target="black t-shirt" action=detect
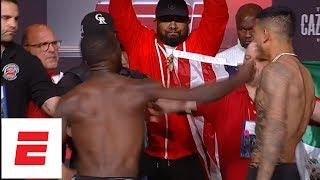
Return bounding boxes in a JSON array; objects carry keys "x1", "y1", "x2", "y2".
[{"x1": 1, "y1": 42, "x2": 59, "y2": 118}]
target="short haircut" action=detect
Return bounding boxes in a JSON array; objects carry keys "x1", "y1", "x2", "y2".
[
  {"x1": 80, "y1": 31, "x2": 120, "y2": 67},
  {"x1": 256, "y1": 6, "x2": 296, "y2": 38},
  {"x1": 1, "y1": 0, "x2": 18, "y2": 5}
]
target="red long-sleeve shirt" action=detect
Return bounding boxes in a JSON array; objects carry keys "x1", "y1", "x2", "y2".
[{"x1": 196, "y1": 85, "x2": 256, "y2": 180}]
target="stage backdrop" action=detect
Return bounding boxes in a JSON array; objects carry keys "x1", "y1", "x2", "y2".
[{"x1": 273, "y1": 0, "x2": 320, "y2": 61}]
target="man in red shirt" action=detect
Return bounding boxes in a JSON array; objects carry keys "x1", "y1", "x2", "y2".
[
  {"x1": 195, "y1": 51, "x2": 268, "y2": 180},
  {"x1": 109, "y1": 0, "x2": 229, "y2": 179}
]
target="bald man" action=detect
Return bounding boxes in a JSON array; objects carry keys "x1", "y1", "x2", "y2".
[
  {"x1": 21, "y1": 24, "x2": 68, "y2": 164},
  {"x1": 217, "y1": 3, "x2": 262, "y2": 75},
  {"x1": 248, "y1": 7, "x2": 315, "y2": 180},
  {"x1": 22, "y1": 24, "x2": 61, "y2": 72},
  {"x1": 22, "y1": 24, "x2": 63, "y2": 118}
]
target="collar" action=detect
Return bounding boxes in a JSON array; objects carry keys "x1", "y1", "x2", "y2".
[
  {"x1": 47, "y1": 69, "x2": 59, "y2": 77},
  {"x1": 2, "y1": 42, "x2": 18, "y2": 60},
  {"x1": 237, "y1": 39, "x2": 246, "y2": 52}
]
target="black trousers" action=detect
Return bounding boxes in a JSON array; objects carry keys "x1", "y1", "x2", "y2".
[
  {"x1": 247, "y1": 163, "x2": 300, "y2": 180},
  {"x1": 139, "y1": 153, "x2": 205, "y2": 180}
]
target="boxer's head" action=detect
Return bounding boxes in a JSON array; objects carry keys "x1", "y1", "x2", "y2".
[
  {"x1": 80, "y1": 31, "x2": 122, "y2": 73},
  {"x1": 253, "y1": 6, "x2": 296, "y2": 59},
  {"x1": 81, "y1": 11, "x2": 115, "y2": 38}
]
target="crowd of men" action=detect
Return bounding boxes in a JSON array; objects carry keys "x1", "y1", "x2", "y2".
[{"x1": 1, "y1": 0, "x2": 319, "y2": 179}]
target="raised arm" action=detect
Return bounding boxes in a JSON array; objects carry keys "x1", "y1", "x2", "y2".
[
  {"x1": 109, "y1": 0, "x2": 149, "y2": 56},
  {"x1": 257, "y1": 63, "x2": 290, "y2": 180},
  {"x1": 195, "y1": 0, "x2": 229, "y2": 53}
]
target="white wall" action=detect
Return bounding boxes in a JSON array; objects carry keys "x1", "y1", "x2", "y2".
[{"x1": 47, "y1": 0, "x2": 98, "y2": 57}]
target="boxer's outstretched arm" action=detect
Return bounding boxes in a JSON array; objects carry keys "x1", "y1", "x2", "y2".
[
  {"x1": 257, "y1": 63, "x2": 289, "y2": 180},
  {"x1": 146, "y1": 56, "x2": 254, "y2": 104}
]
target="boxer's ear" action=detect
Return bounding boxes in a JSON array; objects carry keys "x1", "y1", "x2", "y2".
[{"x1": 262, "y1": 29, "x2": 270, "y2": 44}]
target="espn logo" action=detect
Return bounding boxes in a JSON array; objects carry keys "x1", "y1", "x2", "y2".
[
  {"x1": 1, "y1": 118, "x2": 62, "y2": 179},
  {"x1": 15, "y1": 131, "x2": 49, "y2": 165}
]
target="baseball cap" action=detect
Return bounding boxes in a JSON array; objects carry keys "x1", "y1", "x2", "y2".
[
  {"x1": 155, "y1": 0, "x2": 189, "y2": 20},
  {"x1": 81, "y1": 11, "x2": 115, "y2": 37}
]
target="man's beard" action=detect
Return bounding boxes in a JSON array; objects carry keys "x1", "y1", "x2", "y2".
[{"x1": 157, "y1": 29, "x2": 188, "y2": 47}]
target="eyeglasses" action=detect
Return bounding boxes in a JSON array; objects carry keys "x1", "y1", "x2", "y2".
[{"x1": 24, "y1": 40, "x2": 62, "y2": 51}]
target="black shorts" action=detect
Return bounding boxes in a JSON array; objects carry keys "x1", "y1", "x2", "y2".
[
  {"x1": 247, "y1": 163, "x2": 300, "y2": 180},
  {"x1": 71, "y1": 175, "x2": 136, "y2": 180}
]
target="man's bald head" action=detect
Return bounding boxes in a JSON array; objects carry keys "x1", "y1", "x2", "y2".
[
  {"x1": 236, "y1": 3, "x2": 263, "y2": 26},
  {"x1": 22, "y1": 24, "x2": 60, "y2": 70},
  {"x1": 236, "y1": 3, "x2": 262, "y2": 48},
  {"x1": 22, "y1": 24, "x2": 52, "y2": 45}
]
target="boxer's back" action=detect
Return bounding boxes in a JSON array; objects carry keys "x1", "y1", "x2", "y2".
[
  {"x1": 279, "y1": 56, "x2": 315, "y2": 160},
  {"x1": 253, "y1": 56, "x2": 315, "y2": 163},
  {"x1": 61, "y1": 74, "x2": 149, "y2": 177}
]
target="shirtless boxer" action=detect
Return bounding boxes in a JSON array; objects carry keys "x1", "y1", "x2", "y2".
[
  {"x1": 246, "y1": 6, "x2": 316, "y2": 180},
  {"x1": 56, "y1": 31, "x2": 254, "y2": 179}
]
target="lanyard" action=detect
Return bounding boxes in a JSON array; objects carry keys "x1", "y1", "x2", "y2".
[{"x1": 154, "y1": 39, "x2": 185, "y2": 88}]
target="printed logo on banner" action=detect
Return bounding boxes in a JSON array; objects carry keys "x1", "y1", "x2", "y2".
[
  {"x1": 300, "y1": 7, "x2": 320, "y2": 41},
  {"x1": 1, "y1": 118, "x2": 62, "y2": 179}
]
